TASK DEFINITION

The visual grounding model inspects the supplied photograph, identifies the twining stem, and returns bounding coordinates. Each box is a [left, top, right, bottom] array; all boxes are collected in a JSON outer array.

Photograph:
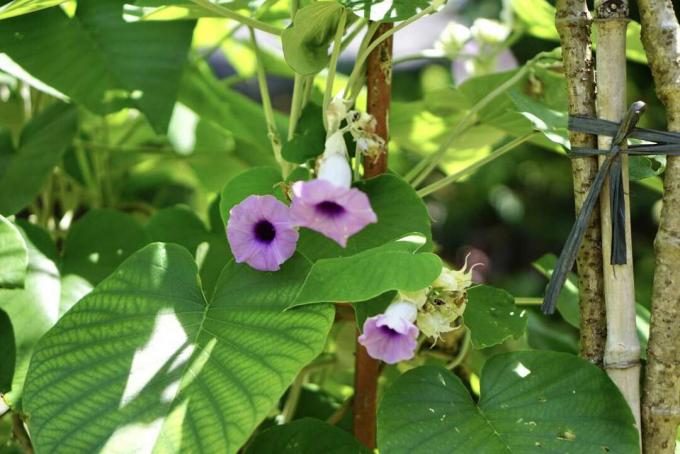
[[248, 27, 289, 175], [555, 0, 606, 366], [406, 65, 530, 186], [189, 0, 282, 35], [416, 133, 536, 197], [11, 413, 33, 454], [353, 21, 394, 450], [287, 74, 305, 140], [343, 4, 440, 103], [636, 0, 680, 451], [594, 0, 641, 436], [323, 10, 348, 130], [280, 372, 305, 423]]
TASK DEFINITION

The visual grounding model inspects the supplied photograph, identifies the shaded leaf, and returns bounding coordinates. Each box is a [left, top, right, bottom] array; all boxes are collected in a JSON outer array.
[[0, 0, 67, 19], [0, 102, 77, 216], [532, 253, 579, 328], [219, 166, 285, 228], [246, 418, 370, 454], [24, 244, 334, 453], [281, 102, 326, 164], [282, 2, 346, 75], [464, 285, 527, 349], [378, 352, 639, 453], [0, 308, 15, 392], [62, 209, 150, 285], [0, 0, 195, 132]]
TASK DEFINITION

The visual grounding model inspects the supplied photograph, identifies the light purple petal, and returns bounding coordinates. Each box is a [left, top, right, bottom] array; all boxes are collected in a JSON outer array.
[[358, 313, 418, 364], [226, 195, 299, 271], [290, 179, 377, 247]]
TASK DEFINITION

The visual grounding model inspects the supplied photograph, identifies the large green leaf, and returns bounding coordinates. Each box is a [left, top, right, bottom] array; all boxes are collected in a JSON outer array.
[[0, 0, 67, 19], [341, 0, 431, 22], [0, 222, 60, 407], [464, 285, 527, 349], [0, 215, 28, 288], [0, 0, 195, 132], [281, 2, 346, 75], [297, 174, 433, 261], [146, 205, 229, 297], [62, 209, 151, 285], [292, 236, 441, 306], [0, 102, 77, 216], [245, 418, 371, 453], [23, 244, 334, 453], [378, 352, 639, 453]]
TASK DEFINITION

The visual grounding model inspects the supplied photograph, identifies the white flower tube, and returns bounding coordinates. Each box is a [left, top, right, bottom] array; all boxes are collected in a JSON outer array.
[[318, 131, 352, 188]]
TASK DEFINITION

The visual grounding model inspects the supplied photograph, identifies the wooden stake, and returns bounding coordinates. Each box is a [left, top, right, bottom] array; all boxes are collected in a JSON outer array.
[[555, 0, 607, 366], [635, 1, 680, 451], [594, 0, 642, 436], [352, 22, 392, 449]]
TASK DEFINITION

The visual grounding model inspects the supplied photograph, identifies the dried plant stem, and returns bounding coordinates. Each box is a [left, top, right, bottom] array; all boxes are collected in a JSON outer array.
[[352, 22, 393, 449], [636, 1, 680, 452], [594, 0, 641, 435], [555, 0, 607, 365]]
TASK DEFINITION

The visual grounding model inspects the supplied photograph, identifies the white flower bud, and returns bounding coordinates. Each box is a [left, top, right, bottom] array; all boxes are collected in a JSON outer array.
[[471, 18, 510, 45], [436, 22, 471, 58], [318, 153, 352, 189], [385, 300, 418, 323], [326, 96, 350, 133]]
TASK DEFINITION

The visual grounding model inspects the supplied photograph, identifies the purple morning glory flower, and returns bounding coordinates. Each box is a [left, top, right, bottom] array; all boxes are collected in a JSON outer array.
[[226, 195, 299, 271], [358, 302, 419, 364], [290, 179, 377, 247]]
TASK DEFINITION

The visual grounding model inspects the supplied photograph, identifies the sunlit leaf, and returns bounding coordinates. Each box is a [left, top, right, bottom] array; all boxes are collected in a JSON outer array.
[[24, 244, 334, 453], [532, 254, 579, 328], [341, 0, 431, 22], [0, 0, 67, 20], [464, 285, 527, 349], [378, 352, 639, 453], [0, 102, 77, 216], [0, 0, 195, 132], [0, 215, 28, 288]]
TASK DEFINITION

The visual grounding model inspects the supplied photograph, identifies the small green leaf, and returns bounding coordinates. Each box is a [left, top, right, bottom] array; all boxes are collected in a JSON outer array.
[[246, 418, 371, 453], [0, 102, 77, 216], [0, 309, 15, 392], [281, 2, 346, 75], [532, 253, 580, 328], [0, 0, 195, 132], [341, 0, 431, 22], [297, 174, 432, 261], [629, 155, 664, 181], [508, 90, 569, 148], [62, 209, 151, 285], [378, 352, 639, 453], [292, 236, 441, 307], [281, 102, 326, 164], [0, 215, 28, 288], [219, 166, 284, 228], [0, 0, 67, 19], [464, 285, 527, 349], [24, 244, 333, 453]]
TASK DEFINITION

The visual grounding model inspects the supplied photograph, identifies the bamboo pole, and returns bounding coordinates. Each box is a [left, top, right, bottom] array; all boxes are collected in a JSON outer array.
[[594, 0, 642, 435], [352, 22, 393, 449], [636, 1, 680, 451], [555, 0, 607, 366]]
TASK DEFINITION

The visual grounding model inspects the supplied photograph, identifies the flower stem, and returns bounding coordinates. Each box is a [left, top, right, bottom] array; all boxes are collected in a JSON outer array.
[[447, 328, 471, 370], [248, 27, 289, 175], [189, 0, 282, 35], [323, 10, 348, 130], [416, 132, 536, 197]]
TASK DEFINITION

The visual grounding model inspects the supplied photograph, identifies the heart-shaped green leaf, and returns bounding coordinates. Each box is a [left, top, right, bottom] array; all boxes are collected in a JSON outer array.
[[281, 2, 346, 75], [245, 418, 371, 453], [378, 352, 639, 453], [0, 0, 195, 132], [24, 243, 333, 453], [464, 285, 527, 349], [0, 215, 28, 289], [292, 236, 441, 307], [281, 102, 326, 164], [0, 102, 77, 216]]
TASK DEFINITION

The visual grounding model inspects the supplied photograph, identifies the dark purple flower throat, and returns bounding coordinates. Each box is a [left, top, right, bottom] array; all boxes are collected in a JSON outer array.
[[254, 220, 276, 244], [316, 201, 345, 218]]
